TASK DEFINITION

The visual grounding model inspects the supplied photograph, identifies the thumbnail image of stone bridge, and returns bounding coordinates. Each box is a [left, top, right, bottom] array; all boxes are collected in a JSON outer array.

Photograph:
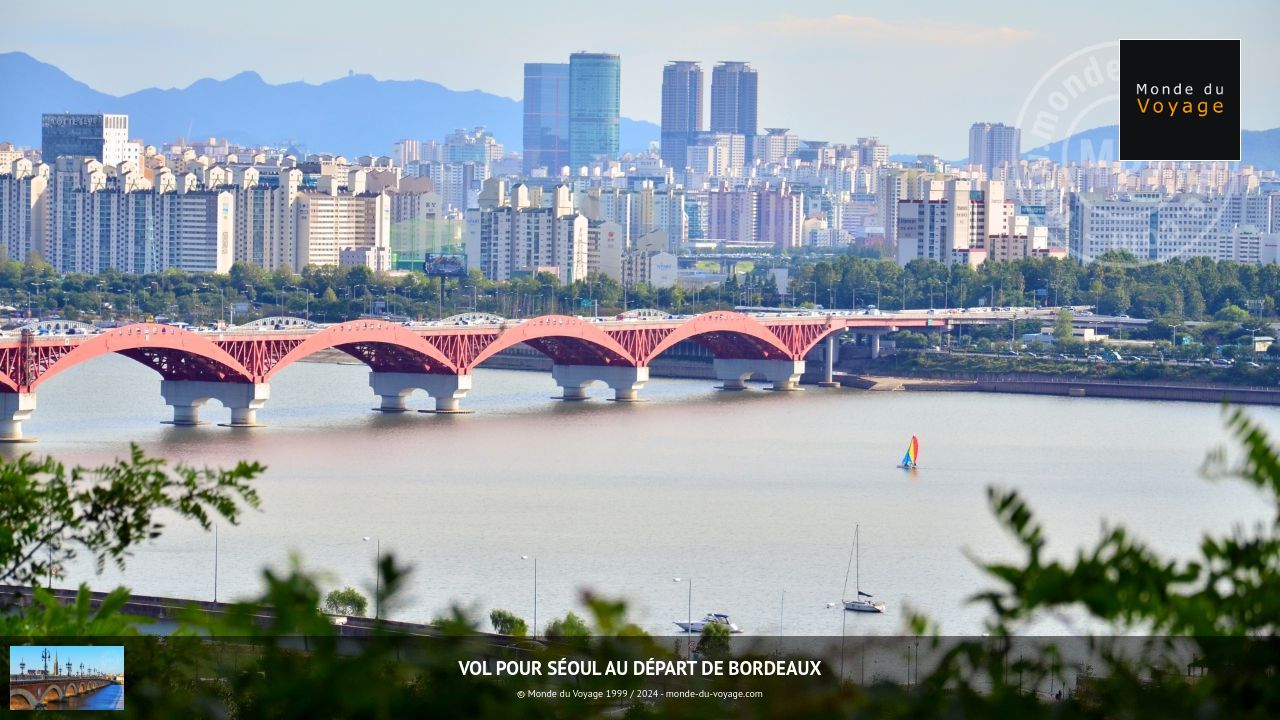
[[0, 308, 1036, 441]]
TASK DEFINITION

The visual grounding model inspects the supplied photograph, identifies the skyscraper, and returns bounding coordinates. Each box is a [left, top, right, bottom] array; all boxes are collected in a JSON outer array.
[[660, 61, 703, 172], [710, 62, 758, 164], [568, 52, 621, 169], [968, 122, 1021, 175], [523, 63, 570, 175]]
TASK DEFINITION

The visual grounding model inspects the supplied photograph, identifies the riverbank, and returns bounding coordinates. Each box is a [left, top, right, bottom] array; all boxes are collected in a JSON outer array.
[[298, 347, 1280, 405]]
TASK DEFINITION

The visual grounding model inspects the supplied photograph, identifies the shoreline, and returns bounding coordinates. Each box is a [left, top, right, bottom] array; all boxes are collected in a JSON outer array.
[[299, 349, 1280, 405]]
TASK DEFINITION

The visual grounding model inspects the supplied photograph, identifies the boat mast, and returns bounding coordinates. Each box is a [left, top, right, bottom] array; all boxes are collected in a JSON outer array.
[[855, 524, 861, 596]]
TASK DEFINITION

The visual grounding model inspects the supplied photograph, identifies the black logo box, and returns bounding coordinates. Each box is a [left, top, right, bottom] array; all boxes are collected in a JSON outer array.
[[1119, 39, 1240, 161]]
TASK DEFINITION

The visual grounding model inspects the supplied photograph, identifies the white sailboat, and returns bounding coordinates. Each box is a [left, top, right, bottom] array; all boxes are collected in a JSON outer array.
[[842, 524, 885, 614]]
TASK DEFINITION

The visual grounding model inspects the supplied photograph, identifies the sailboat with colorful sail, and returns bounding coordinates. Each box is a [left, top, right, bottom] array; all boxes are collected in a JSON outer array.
[[899, 435, 919, 469]]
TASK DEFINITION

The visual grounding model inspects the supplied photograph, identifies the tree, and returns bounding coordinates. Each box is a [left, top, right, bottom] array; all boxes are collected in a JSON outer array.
[[0, 445, 262, 589], [697, 620, 731, 659], [1053, 308, 1074, 342], [322, 587, 368, 617], [544, 611, 590, 638], [1213, 303, 1249, 323], [488, 608, 528, 637]]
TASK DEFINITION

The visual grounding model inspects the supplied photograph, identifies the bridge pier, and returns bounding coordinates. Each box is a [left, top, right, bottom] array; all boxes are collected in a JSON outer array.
[[713, 358, 805, 391], [160, 380, 270, 427], [870, 332, 882, 359], [0, 392, 37, 442], [368, 371, 473, 413], [551, 364, 649, 401], [818, 335, 839, 387]]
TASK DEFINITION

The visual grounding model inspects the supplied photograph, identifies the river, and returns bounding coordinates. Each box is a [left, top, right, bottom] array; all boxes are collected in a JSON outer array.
[[6, 354, 1274, 637]]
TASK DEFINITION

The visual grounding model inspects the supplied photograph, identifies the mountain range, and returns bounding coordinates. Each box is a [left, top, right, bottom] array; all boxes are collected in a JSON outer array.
[[2, 52, 1276, 170], [0, 52, 659, 157], [1022, 125, 1280, 171]]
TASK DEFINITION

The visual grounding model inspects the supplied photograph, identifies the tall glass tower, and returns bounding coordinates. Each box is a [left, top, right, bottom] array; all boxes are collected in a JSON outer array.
[[568, 52, 621, 169], [660, 61, 703, 172], [523, 63, 570, 175], [710, 62, 758, 163]]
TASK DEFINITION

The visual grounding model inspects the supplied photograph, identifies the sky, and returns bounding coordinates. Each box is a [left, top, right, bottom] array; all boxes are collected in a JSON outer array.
[[10, 645, 124, 675], [3, 0, 1278, 157]]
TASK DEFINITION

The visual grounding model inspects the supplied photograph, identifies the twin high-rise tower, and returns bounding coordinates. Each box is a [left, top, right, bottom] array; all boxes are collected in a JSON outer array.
[[522, 56, 758, 174], [523, 52, 620, 174], [660, 61, 758, 172]]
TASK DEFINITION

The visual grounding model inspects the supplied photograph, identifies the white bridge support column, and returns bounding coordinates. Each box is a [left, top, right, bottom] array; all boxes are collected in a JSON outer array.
[[551, 364, 649, 402], [160, 380, 270, 427], [369, 372, 473, 413], [870, 332, 883, 359], [818, 335, 840, 387], [714, 358, 806, 391], [0, 392, 37, 442]]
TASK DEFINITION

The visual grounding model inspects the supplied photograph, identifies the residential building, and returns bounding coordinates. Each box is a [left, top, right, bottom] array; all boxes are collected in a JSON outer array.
[[0, 159, 50, 262], [465, 180, 588, 283], [968, 122, 1021, 176], [660, 61, 703, 172], [710, 62, 758, 164]]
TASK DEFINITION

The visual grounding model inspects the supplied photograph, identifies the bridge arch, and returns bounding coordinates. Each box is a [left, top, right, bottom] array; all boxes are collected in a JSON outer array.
[[260, 319, 461, 378], [20, 324, 255, 393], [10, 688, 38, 710], [41, 684, 63, 705], [639, 311, 793, 364], [467, 315, 637, 370], [64, 683, 78, 697]]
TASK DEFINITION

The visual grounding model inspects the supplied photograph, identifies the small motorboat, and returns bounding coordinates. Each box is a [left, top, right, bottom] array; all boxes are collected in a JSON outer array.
[[674, 613, 743, 634]]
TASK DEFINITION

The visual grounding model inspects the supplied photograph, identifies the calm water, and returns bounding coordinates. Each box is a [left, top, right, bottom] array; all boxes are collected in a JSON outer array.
[[54, 684, 125, 710], [8, 354, 1275, 637]]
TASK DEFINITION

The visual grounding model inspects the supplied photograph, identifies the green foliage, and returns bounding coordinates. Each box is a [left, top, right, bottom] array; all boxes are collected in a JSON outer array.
[[322, 587, 368, 617], [1053, 308, 1074, 341], [544, 611, 590, 638], [0, 444, 262, 588], [1214, 303, 1250, 323], [696, 621, 731, 659], [488, 608, 528, 637]]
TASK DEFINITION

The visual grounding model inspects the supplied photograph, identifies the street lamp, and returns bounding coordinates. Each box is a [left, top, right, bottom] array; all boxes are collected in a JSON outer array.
[[363, 536, 381, 619], [673, 577, 692, 639], [521, 555, 537, 639]]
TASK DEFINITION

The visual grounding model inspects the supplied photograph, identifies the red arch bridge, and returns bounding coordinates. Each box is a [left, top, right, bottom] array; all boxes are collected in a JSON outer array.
[[10, 675, 118, 710], [0, 308, 990, 441]]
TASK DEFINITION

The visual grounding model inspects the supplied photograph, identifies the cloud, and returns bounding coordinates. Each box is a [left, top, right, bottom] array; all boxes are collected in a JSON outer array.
[[755, 14, 1034, 48]]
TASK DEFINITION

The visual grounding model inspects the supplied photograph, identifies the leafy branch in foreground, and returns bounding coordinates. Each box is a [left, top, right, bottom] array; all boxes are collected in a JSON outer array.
[[0, 443, 263, 589]]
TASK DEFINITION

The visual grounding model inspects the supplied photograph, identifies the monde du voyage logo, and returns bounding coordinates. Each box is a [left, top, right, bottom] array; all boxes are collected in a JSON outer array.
[[1120, 39, 1240, 161]]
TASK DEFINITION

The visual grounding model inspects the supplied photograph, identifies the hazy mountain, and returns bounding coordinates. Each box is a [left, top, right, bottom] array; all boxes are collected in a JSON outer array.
[[0, 52, 659, 156], [1023, 124, 1280, 171]]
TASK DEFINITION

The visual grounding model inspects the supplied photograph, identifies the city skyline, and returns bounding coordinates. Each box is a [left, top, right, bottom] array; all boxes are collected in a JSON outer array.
[[3, 1, 1277, 158]]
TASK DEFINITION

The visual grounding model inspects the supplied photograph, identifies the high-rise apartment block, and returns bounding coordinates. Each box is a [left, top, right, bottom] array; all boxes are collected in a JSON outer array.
[[895, 179, 1058, 266], [660, 61, 703, 172], [568, 53, 621, 169], [523, 63, 571, 175], [710, 62, 758, 165], [708, 182, 802, 248], [464, 179, 587, 283], [1068, 191, 1273, 263], [968, 122, 1021, 176], [41, 113, 131, 166]]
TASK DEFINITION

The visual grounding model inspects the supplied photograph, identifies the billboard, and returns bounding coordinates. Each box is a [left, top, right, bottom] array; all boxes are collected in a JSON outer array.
[[423, 253, 467, 278]]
